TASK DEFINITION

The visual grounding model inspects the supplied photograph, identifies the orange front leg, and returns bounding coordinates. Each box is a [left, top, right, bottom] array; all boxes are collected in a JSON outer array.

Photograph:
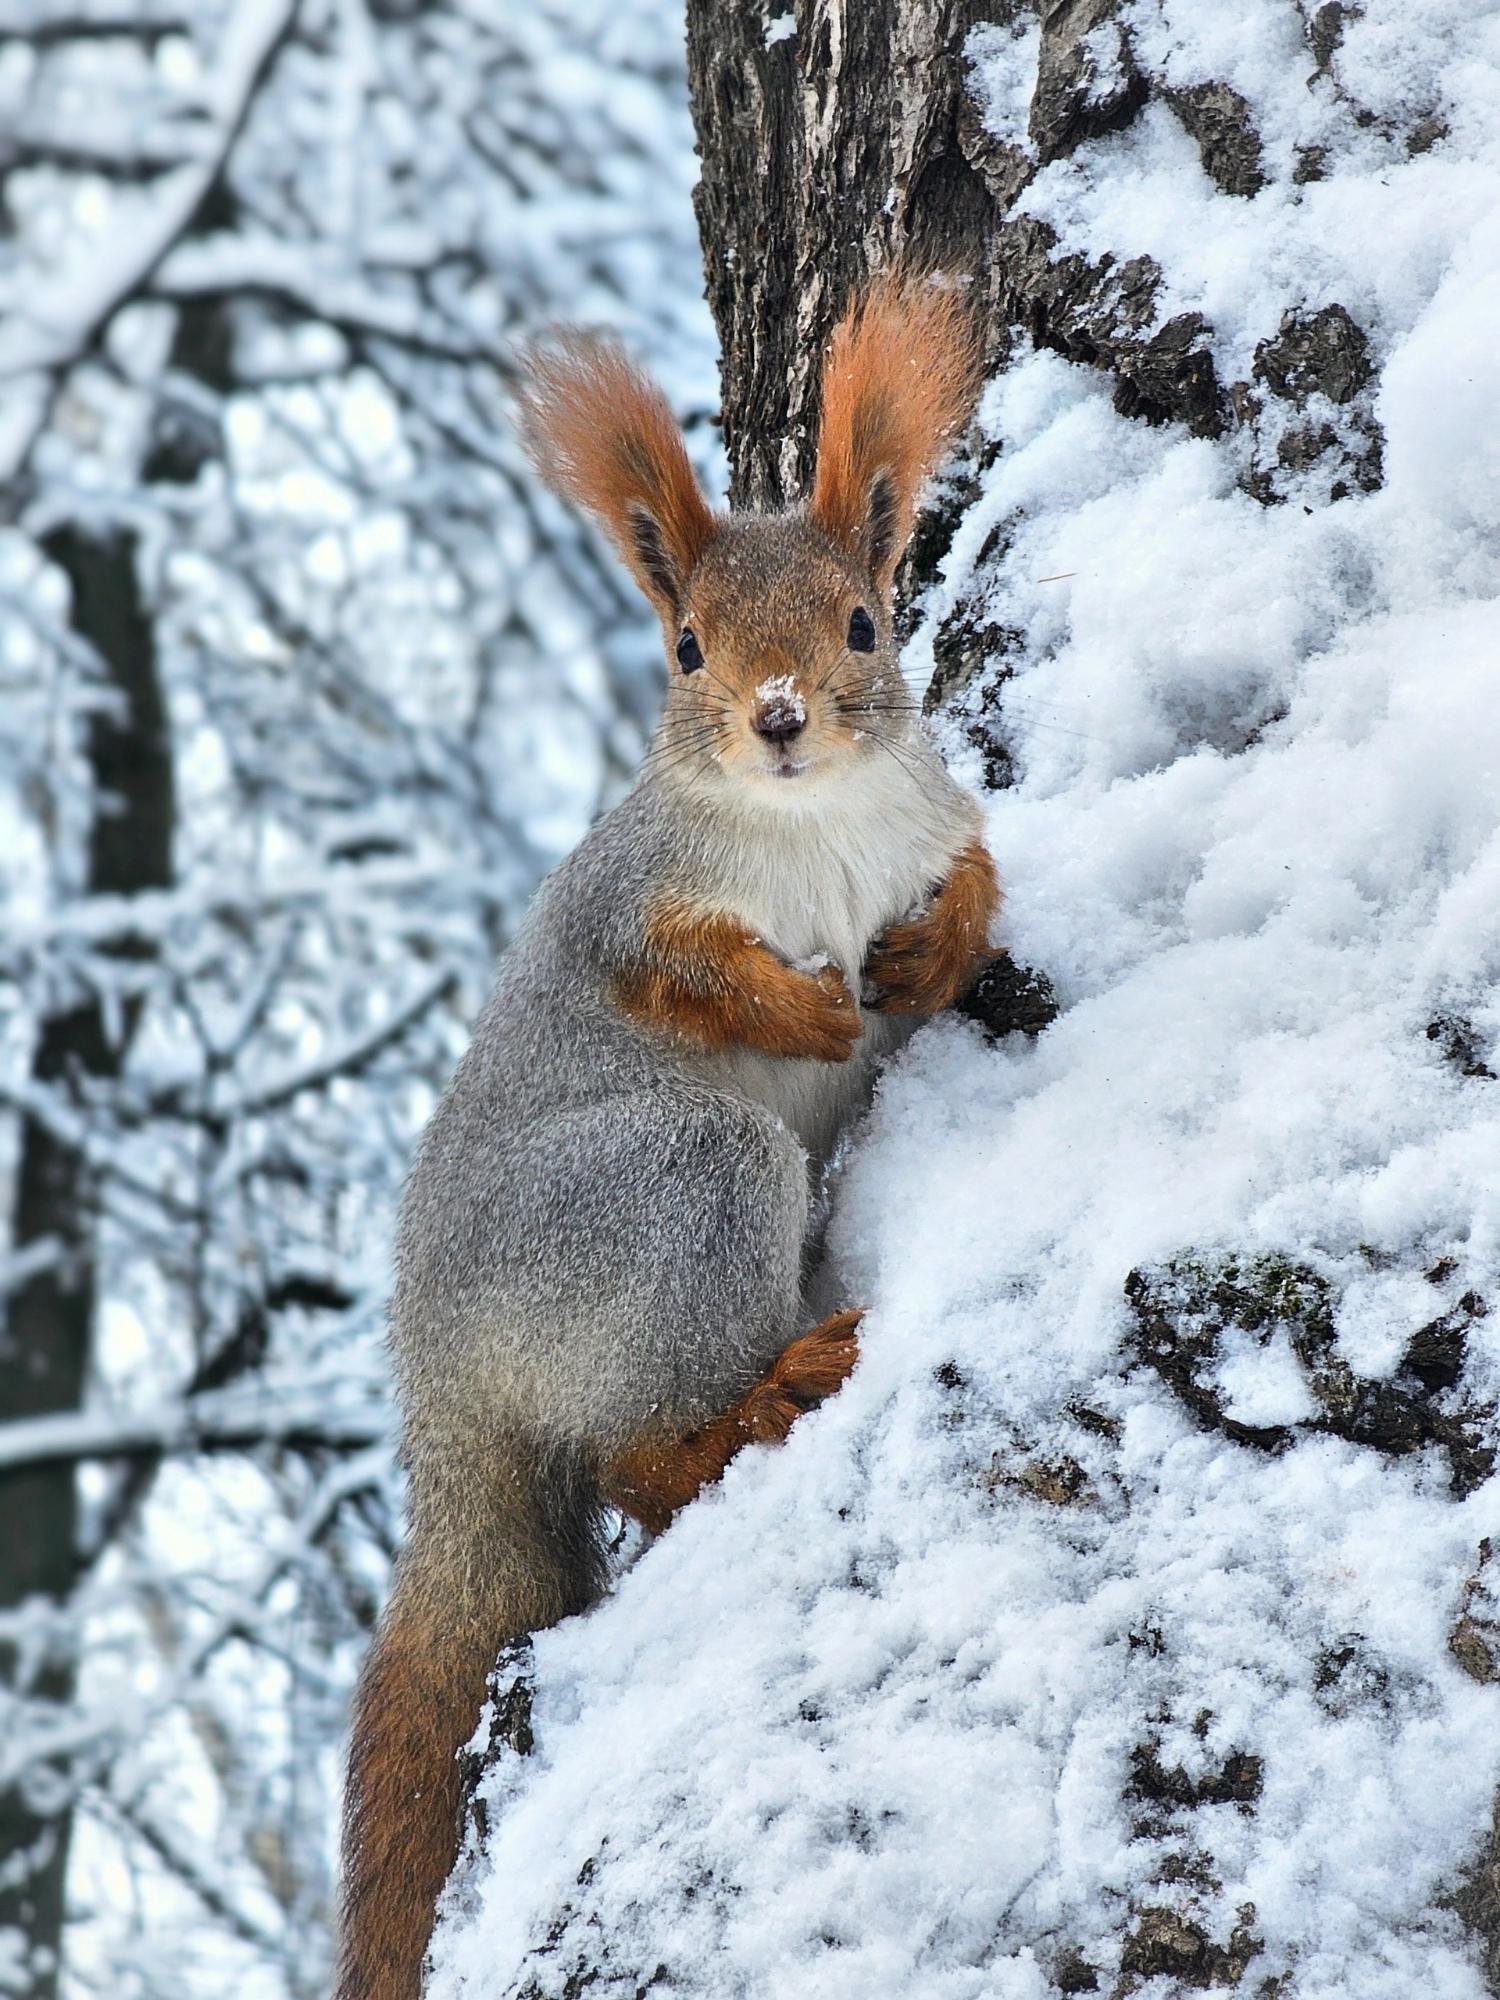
[[603, 1308, 863, 1535], [865, 839, 1000, 1016], [614, 896, 861, 1062]]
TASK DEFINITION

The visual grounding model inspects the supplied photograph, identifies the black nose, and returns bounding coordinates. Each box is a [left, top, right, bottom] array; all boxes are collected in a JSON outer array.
[[752, 669, 807, 747], [756, 712, 804, 752]]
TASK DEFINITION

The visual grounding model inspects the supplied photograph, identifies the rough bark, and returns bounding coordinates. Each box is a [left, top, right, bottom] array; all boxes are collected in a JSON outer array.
[[688, 0, 1006, 513], [0, 527, 174, 1994]]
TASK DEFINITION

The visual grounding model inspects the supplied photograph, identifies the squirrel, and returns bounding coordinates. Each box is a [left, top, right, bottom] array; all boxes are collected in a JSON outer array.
[[335, 276, 999, 2000]]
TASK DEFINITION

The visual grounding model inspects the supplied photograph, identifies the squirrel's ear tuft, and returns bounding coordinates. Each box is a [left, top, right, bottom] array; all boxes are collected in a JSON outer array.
[[517, 334, 718, 619], [810, 276, 980, 589]]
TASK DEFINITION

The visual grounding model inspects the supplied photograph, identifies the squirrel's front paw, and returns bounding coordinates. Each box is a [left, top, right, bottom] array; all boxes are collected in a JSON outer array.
[[864, 908, 970, 1015], [865, 842, 1000, 1016], [618, 901, 862, 1062], [772, 960, 862, 1063]]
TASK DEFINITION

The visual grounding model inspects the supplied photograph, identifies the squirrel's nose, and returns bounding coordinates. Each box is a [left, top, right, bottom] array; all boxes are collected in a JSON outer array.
[[751, 679, 807, 746], [753, 708, 805, 747]]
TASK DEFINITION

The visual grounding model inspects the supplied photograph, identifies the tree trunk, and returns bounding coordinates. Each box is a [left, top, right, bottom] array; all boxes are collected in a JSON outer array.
[[0, 528, 174, 1996], [688, 0, 1003, 512]]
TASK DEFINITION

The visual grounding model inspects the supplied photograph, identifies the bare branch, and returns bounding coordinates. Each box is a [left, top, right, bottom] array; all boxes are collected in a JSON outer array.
[[0, 4, 189, 45]]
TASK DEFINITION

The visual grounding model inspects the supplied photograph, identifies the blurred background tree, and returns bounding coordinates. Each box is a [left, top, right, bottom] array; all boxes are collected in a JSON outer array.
[[0, 2, 713, 1993]]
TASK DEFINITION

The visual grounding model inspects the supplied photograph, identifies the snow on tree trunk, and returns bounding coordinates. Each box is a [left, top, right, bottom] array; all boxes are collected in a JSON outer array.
[[426, 3, 1500, 1995], [688, 0, 1382, 518]]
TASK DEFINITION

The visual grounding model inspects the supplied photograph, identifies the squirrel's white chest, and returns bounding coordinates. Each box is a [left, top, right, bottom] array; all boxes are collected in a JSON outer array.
[[700, 749, 975, 1164], [728, 751, 964, 976]]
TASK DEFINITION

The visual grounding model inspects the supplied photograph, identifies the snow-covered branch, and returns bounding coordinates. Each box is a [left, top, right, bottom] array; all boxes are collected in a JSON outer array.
[[0, 3, 188, 40], [153, 238, 498, 363], [0, 1381, 386, 1473], [0, 0, 296, 480]]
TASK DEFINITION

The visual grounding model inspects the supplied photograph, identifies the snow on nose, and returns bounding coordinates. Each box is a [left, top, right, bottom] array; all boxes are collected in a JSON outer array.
[[752, 673, 807, 745]]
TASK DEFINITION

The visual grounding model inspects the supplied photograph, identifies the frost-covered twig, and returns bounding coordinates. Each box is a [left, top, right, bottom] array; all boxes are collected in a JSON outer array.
[[222, 968, 458, 1118], [154, 238, 494, 363], [97, 1792, 285, 1957]]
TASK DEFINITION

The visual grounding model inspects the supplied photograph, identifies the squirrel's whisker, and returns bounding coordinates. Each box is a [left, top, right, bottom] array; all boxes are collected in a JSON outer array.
[[854, 724, 930, 786]]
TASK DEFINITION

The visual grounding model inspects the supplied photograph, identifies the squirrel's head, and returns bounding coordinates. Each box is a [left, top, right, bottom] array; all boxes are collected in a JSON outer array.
[[517, 277, 979, 801]]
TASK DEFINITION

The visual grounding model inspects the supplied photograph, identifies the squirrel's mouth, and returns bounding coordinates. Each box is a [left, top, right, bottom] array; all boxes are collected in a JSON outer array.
[[766, 754, 809, 779]]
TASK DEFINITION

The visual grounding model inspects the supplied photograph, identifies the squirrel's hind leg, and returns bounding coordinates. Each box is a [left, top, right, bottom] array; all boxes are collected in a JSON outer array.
[[602, 1307, 863, 1534]]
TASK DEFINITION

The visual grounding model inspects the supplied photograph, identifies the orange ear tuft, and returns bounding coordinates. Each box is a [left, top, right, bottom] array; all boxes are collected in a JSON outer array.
[[517, 334, 719, 618], [810, 276, 981, 586]]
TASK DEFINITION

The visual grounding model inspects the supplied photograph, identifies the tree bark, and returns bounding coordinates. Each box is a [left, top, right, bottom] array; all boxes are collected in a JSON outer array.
[[0, 527, 174, 1996], [688, 0, 1005, 513]]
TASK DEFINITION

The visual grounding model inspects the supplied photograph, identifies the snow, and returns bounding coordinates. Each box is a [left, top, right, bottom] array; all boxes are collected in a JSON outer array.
[[754, 672, 807, 723], [1008, 2, 1500, 389], [966, 19, 1042, 159], [424, 2, 1500, 1994], [764, 11, 795, 50]]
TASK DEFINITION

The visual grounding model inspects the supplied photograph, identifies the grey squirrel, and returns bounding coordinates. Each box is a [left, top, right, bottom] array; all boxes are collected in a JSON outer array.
[[335, 276, 999, 1998]]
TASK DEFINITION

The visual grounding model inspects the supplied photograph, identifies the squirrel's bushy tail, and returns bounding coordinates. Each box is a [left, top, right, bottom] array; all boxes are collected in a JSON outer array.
[[335, 1441, 605, 2000]]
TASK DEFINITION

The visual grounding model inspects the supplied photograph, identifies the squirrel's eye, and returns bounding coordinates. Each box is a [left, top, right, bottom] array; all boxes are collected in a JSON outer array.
[[676, 628, 704, 674], [847, 607, 876, 653]]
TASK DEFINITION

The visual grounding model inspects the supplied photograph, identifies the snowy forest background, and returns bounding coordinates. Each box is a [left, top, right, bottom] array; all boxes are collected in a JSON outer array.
[[0, 2, 713, 1993], [5, 0, 1500, 1997]]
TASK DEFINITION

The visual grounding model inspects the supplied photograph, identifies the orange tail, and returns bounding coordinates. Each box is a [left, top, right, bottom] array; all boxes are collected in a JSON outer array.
[[336, 1453, 603, 2000]]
